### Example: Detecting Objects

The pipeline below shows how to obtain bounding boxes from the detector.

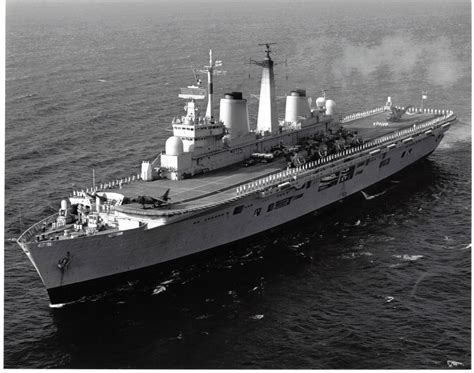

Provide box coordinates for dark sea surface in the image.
[4,0,471,369]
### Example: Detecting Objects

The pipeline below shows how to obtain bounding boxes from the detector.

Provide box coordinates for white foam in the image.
[196,314,211,320]
[342,251,372,260]
[447,360,463,368]
[403,254,423,261]
[152,285,166,295]
[49,303,66,308]
[393,254,424,261]
[290,242,306,249]
[438,120,471,150]
[160,279,174,285]
[361,190,386,200]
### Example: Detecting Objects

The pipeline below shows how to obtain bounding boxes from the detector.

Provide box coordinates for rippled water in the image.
[4,1,471,368]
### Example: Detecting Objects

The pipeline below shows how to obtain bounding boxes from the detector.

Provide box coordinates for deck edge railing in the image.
[17,213,59,244]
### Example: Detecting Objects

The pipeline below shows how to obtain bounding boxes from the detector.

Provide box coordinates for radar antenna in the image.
[249,42,277,67]
[191,68,202,87]
[259,42,277,59]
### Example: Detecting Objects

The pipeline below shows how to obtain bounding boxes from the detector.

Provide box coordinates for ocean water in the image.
[4,0,471,368]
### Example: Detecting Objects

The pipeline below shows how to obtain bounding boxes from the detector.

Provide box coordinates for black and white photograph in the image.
[4,0,471,369]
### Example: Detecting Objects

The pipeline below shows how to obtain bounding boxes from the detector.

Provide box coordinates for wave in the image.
[437,119,471,150]
[393,254,424,261]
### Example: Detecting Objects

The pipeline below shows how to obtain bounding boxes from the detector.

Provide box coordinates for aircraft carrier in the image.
[17,44,456,305]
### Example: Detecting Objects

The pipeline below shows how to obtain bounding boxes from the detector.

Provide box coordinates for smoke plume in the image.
[332,35,464,88]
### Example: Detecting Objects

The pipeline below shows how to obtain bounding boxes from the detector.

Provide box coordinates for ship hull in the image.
[44,153,433,304]
[21,123,451,304]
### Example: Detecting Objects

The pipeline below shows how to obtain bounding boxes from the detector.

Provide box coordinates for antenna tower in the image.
[196,49,226,120]
[250,43,279,135]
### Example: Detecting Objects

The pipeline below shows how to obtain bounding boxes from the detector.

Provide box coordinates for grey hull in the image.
[20,120,453,304]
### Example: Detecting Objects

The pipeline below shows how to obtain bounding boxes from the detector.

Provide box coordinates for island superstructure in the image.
[17,44,456,305]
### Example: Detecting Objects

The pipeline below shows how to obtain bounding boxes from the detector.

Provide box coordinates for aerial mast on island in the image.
[196,49,225,121]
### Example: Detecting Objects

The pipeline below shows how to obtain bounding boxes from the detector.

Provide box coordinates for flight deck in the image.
[115,111,439,215]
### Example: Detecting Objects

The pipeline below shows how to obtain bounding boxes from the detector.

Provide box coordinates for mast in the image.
[92,168,95,191]
[250,43,279,135]
[206,50,213,120]
[421,91,427,112]
[197,49,225,121]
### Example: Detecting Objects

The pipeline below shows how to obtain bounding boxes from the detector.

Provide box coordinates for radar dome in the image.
[316,97,326,108]
[325,99,336,115]
[165,136,184,156]
[222,134,232,147]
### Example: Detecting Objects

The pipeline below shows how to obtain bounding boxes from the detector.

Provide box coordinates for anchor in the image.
[57,251,71,272]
